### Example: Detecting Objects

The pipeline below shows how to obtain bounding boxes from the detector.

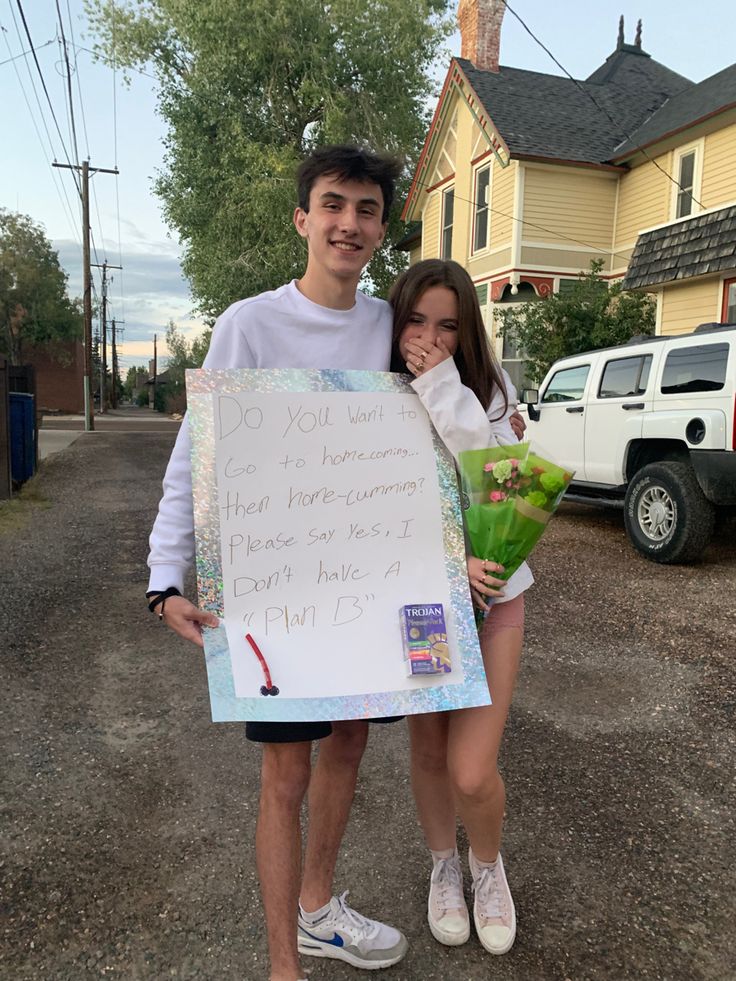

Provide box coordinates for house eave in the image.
[610,101,736,163]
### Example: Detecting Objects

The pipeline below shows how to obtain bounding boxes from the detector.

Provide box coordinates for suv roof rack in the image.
[624,334,668,346]
[693,322,736,334]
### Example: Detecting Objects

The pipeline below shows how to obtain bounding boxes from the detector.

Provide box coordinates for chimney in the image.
[458,0,506,73]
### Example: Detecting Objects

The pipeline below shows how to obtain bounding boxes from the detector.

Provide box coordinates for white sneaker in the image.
[297,891,408,969]
[469,849,516,954]
[427,853,470,945]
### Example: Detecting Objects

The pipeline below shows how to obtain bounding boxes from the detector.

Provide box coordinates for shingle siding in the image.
[622,205,736,289]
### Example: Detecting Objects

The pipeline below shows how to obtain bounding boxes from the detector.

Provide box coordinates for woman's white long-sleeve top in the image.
[410,357,534,603]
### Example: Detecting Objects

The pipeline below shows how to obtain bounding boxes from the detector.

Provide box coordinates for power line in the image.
[110,0,125,321]
[1,18,81,246]
[59,1,103,267]
[503,1,705,209]
[55,0,80,169]
[0,32,53,65]
[13,0,81,196]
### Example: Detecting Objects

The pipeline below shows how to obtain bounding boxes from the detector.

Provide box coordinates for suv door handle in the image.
[622,402,645,410]
[565,406,584,413]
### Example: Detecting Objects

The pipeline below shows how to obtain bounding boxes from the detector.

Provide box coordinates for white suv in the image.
[522,324,736,563]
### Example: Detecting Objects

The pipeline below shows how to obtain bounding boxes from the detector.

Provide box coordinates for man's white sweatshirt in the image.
[147,281,393,592]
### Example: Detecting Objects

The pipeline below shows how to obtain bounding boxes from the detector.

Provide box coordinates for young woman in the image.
[389,259,533,956]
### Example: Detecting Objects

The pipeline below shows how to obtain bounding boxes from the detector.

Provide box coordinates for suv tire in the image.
[624,461,715,563]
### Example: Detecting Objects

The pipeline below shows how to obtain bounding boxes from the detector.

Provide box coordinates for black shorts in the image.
[245,716,404,743]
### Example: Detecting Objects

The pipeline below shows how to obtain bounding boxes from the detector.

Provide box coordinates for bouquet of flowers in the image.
[457,443,574,614]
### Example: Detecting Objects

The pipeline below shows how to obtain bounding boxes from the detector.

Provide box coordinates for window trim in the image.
[721,277,736,323]
[670,139,704,221]
[440,185,455,260]
[470,163,491,255]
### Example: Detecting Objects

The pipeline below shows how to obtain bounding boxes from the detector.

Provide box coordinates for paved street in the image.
[1,431,734,980]
[40,406,182,434]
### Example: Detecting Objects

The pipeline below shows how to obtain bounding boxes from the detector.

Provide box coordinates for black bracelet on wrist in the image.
[146,587,182,618]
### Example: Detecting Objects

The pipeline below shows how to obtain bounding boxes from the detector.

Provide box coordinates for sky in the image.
[1,0,733,374]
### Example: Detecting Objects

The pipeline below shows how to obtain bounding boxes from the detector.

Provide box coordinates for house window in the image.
[473,166,490,252]
[493,283,537,393]
[722,279,736,323]
[672,143,702,220]
[441,187,454,259]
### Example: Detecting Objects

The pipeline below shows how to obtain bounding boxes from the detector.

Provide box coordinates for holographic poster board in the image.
[186,368,489,722]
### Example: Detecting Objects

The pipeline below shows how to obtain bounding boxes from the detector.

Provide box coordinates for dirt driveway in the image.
[1,431,734,980]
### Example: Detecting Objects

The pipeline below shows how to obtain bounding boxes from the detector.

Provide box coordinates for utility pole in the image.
[111,318,124,409]
[53,161,119,431]
[92,261,122,413]
[152,334,157,410]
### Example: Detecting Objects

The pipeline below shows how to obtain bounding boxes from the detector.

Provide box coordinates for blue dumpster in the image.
[10,392,36,484]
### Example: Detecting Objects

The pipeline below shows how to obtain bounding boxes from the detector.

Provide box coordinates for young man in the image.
[146,146,408,981]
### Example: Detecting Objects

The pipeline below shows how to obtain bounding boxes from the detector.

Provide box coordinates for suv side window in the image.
[598,355,652,398]
[541,364,590,403]
[661,343,729,394]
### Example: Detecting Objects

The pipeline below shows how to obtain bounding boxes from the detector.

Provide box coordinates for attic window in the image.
[441,187,455,259]
[676,151,696,218]
[672,143,702,221]
[473,166,491,253]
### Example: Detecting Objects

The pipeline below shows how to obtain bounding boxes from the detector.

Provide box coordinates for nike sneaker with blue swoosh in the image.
[297,891,408,969]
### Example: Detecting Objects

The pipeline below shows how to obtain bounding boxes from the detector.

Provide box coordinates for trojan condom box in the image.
[400,604,451,677]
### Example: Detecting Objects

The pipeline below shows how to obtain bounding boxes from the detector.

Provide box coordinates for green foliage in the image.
[85,0,453,316]
[136,388,150,407]
[153,320,212,410]
[123,364,148,398]
[0,210,82,365]
[498,261,656,384]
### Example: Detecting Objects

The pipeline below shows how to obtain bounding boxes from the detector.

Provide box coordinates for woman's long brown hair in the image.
[389,259,508,419]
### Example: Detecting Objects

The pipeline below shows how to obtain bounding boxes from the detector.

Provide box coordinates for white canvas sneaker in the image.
[469,848,516,955]
[297,891,408,969]
[427,853,470,945]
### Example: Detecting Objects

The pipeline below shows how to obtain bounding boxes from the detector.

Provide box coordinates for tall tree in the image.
[0,210,82,365]
[85,0,453,318]
[498,261,656,384]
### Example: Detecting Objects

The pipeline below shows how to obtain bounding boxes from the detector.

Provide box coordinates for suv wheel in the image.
[624,461,715,563]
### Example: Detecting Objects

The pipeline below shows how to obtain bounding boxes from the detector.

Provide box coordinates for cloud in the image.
[53,237,208,374]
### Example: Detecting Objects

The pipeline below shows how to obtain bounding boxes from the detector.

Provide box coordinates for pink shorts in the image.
[480,593,525,639]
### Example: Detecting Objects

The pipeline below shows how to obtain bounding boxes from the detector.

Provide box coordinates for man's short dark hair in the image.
[297,145,402,224]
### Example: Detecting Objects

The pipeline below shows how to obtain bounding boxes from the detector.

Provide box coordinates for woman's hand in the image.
[466,556,506,612]
[404,335,453,377]
[155,595,219,648]
[509,410,526,441]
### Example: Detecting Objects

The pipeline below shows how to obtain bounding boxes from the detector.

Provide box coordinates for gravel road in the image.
[1,431,734,981]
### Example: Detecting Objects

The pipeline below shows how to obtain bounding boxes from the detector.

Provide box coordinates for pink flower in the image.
[509,458,519,467]
[483,462,494,472]
[489,490,507,502]
[505,480,514,488]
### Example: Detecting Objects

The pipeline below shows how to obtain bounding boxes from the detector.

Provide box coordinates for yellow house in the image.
[400,0,736,389]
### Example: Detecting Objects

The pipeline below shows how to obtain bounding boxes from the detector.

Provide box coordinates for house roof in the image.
[621,204,736,290]
[456,46,692,166]
[611,63,736,160]
[394,221,421,251]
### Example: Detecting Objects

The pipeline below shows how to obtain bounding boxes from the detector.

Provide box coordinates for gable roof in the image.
[622,204,736,290]
[457,46,692,166]
[611,63,736,160]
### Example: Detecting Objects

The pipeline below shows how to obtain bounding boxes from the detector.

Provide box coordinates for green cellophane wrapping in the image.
[458,443,574,582]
